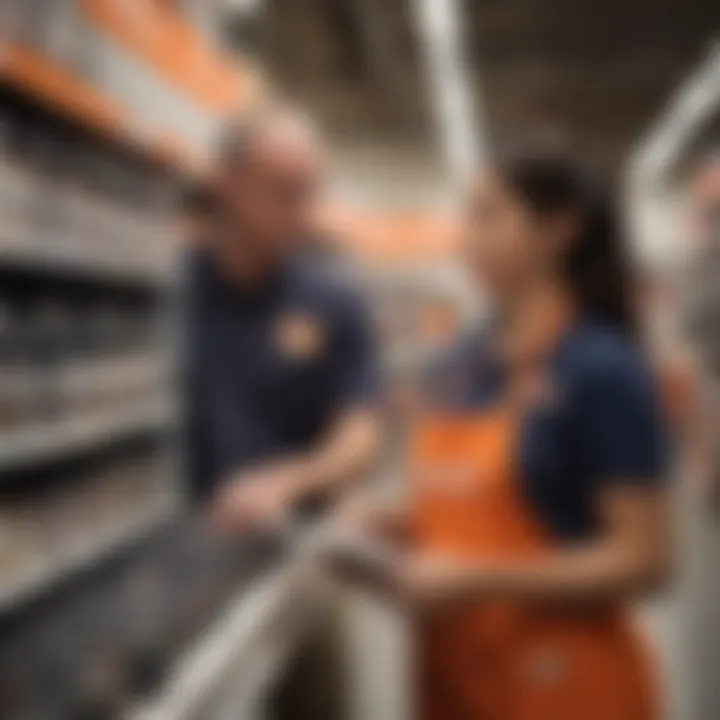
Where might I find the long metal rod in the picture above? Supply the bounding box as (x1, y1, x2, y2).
(630, 42, 720, 185)
(626, 42, 720, 265)
(411, 0, 483, 191)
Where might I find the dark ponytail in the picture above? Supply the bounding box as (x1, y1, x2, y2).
(494, 143, 636, 337)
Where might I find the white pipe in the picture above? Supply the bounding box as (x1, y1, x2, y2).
(630, 43, 720, 186)
(627, 42, 720, 266)
(412, 0, 484, 191)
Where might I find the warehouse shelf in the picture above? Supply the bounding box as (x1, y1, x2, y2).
(0, 240, 174, 289)
(0, 41, 208, 180)
(0, 399, 175, 475)
(0, 495, 177, 615)
(81, 0, 242, 114)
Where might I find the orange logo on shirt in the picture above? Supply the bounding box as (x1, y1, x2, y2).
(275, 312, 326, 360)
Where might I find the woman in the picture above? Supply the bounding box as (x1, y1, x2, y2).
(339, 144, 669, 720)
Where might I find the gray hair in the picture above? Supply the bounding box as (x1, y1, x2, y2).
(215, 101, 319, 169)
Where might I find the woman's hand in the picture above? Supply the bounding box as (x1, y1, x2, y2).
(334, 495, 388, 535)
(393, 554, 485, 613)
(333, 495, 412, 546)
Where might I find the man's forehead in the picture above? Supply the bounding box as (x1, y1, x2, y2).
(249, 123, 322, 174)
(217, 104, 324, 176)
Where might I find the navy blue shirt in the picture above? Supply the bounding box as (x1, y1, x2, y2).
(429, 319, 667, 541)
(185, 250, 377, 501)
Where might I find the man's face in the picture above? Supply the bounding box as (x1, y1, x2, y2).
(218, 122, 323, 262)
(688, 159, 720, 248)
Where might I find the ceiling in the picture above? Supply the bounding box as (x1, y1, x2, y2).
(261, 0, 720, 171)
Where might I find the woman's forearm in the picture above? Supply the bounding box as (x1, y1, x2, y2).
(453, 541, 669, 604)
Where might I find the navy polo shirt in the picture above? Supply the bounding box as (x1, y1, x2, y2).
(185, 249, 378, 501)
(429, 319, 668, 541)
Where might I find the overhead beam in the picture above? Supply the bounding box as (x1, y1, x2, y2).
(627, 43, 720, 266)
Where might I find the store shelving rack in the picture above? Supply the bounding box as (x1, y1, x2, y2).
(0, 0, 240, 618)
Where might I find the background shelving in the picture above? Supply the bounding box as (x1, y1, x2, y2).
(0, 3, 282, 719)
(0, 0, 237, 635)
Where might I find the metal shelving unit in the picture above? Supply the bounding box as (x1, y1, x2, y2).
(0, 3, 191, 628)
(0, 494, 177, 615)
(0, 240, 175, 289)
(0, 6, 253, 720)
(0, 398, 174, 475)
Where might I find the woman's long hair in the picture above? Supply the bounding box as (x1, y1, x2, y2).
(493, 143, 636, 337)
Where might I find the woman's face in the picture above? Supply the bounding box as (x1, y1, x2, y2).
(464, 170, 554, 301)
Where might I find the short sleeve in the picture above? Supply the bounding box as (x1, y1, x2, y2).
(574, 349, 667, 486)
(332, 292, 380, 406)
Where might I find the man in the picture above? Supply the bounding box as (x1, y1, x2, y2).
(183, 103, 381, 719)
(186, 103, 380, 525)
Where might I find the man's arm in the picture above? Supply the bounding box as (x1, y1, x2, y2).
(290, 408, 381, 495)
(297, 284, 382, 493)
(213, 286, 382, 529)
(212, 409, 380, 529)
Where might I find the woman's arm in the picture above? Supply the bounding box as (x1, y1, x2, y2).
(395, 483, 669, 611)
(492, 484, 669, 598)
(398, 345, 672, 612)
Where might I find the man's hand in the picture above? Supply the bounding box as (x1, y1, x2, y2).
(211, 462, 308, 532)
(211, 409, 380, 533)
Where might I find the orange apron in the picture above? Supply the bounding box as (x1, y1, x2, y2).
(410, 407, 656, 720)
